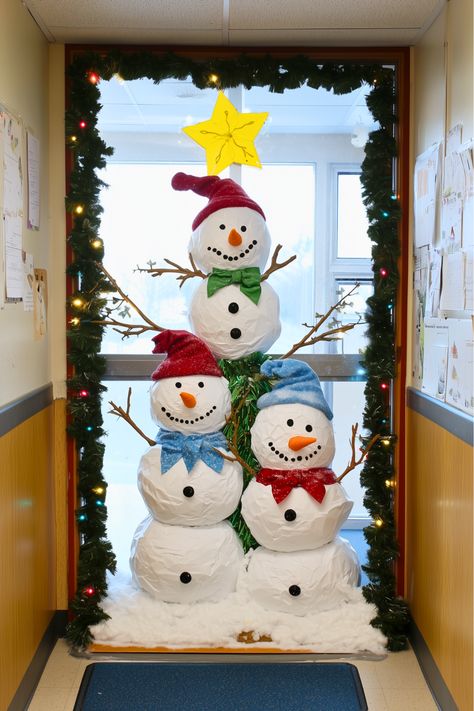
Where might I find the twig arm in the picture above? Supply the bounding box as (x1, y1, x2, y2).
(135, 253, 206, 287)
(98, 263, 164, 332)
(261, 244, 297, 282)
(108, 387, 155, 447)
(336, 423, 381, 482)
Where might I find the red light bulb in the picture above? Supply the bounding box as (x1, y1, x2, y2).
(79, 120, 87, 129)
(380, 382, 389, 391)
(88, 72, 99, 84)
(84, 586, 95, 596)
(79, 389, 89, 398)
(379, 267, 388, 278)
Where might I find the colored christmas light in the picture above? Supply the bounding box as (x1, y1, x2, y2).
(380, 382, 389, 391)
(79, 120, 87, 129)
(72, 297, 84, 308)
(79, 389, 89, 398)
(379, 268, 388, 277)
(83, 586, 95, 596)
(88, 72, 99, 84)
(374, 517, 383, 527)
(74, 205, 84, 215)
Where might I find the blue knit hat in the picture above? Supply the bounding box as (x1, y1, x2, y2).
(257, 359, 333, 420)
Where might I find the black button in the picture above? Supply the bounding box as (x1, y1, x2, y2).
(228, 302, 239, 314)
(230, 328, 241, 339)
(289, 585, 301, 597)
(183, 486, 194, 498)
(180, 572, 192, 584)
(284, 509, 297, 521)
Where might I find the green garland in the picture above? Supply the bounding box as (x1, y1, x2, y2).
(65, 49, 409, 651)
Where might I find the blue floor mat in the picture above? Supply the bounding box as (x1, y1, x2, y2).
(74, 662, 367, 711)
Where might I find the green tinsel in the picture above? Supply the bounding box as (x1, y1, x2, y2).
(65, 48, 408, 651)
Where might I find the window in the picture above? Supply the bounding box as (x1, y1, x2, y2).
(96, 77, 379, 564)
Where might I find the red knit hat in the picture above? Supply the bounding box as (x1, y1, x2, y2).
(151, 330, 223, 380)
(171, 172, 266, 231)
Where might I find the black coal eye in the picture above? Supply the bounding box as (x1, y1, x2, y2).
(305, 424, 313, 432)
(241, 225, 247, 232)
(175, 382, 182, 389)
(198, 381, 204, 388)
(287, 419, 294, 427)
(219, 224, 225, 230)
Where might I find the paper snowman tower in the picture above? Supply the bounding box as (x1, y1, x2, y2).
(130, 330, 244, 603)
(240, 359, 360, 615)
(171, 172, 281, 360)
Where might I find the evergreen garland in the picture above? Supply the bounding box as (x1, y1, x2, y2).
(65, 49, 408, 650)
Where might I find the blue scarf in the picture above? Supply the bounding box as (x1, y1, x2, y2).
(155, 430, 229, 474)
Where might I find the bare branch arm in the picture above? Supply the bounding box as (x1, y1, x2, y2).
(135, 253, 207, 287)
(336, 423, 381, 482)
(108, 387, 155, 447)
(281, 283, 361, 358)
(261, 244, 297, 282)
(98, 263, 164, 332)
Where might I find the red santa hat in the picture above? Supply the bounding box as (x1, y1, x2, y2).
(151, 330, 223, 380)
(171, 172, 266, 231)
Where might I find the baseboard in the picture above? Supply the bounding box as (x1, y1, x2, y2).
(8, 610, 67, 711)
(409, 621, 458, 711)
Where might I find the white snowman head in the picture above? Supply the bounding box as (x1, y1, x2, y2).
(150, 330, 231, 435)
(172, 172, 271, 272)
(251, 359, 335, 469)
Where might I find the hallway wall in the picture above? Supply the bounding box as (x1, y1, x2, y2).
(408, 1, 473, 709)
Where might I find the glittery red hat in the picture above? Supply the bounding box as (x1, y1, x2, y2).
(171, 172, 266, 231)
(151, 330, 223, 380)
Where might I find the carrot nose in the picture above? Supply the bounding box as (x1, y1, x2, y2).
(288, 435, 317, 451)
(228, 228, 242, 246)
(180, 392, 197, 408)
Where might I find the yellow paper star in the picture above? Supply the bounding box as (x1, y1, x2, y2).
(182, 91, 268, 176)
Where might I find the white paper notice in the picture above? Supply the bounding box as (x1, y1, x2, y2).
(27, 132, 40, 230)
(414, 143, 441, 248)
(441, 194, 463, 252)
(425, 247, 442, 319)
(439, 251, 466, 312)
(422, 318, 449, 400)
(4, 214, 23, 298)
(412, 246, 430, 386)
(2, 112, 23, 216)
(446, 318, 474, 415)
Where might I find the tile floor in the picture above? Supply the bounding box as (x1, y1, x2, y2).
(27, 639, 439, 710)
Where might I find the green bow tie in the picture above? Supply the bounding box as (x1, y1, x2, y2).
(207, 267, 262, 305)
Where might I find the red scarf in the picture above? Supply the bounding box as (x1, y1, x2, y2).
(256, 467, 337, 504)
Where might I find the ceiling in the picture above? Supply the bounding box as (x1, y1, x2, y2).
(25, 0, 445, 46)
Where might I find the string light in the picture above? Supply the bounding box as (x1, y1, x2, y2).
(390, 194, 398, 201)
(381, 438, 391, 446)
(379, 267, 388, 278)
(72, 297, 84, 308)
(83, 586, 95, 596)
(208, 73, 219, 84)
(385, 479, 396, 488)
(86, 426, 93, 432)
(91, 238, 102, 249)
(79, 389, 89, 398)
(374, 517, 383, 527)
(70, 317, 80, 326)
(381, 210, 389, 218)
(78, 513, 87, 522)
(95, 500, 104, 507)
(74, 205, 84, 215)
(88, 72, 99, 84)
(93, 486, 105, 495)
(70, 135, 77, 143)
(380, 382, 389, 391)
(79, 120, 87, 129)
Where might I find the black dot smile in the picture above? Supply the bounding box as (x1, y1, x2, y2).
(206, 240, 258, 262)
(267, 440, 322, 463)
(161, 404, 217, 425)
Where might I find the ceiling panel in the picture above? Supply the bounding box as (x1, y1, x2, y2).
(229, 0, 443, 30)
(24, 0, 446, 46)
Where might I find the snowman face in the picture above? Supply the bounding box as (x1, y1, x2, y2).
(188, 207, 271, 273)
(251, 403, 335, 469)
(150, 374, 231, 434)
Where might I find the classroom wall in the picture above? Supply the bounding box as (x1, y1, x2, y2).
(0, 4, 67, 709)
(407, 1, 473, 709)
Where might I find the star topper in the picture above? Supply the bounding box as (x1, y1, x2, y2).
(182, 91, 268, 176)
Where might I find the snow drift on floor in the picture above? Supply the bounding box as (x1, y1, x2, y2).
(90, 561, 386, 655)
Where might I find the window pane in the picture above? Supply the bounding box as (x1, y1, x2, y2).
(99, 163, 208, 354)
(242, 165, 315, 354)
(333, 281, 373, 355)
(337, 173, 371, 258)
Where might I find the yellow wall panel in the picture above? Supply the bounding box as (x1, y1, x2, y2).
(406, 408, 473, 711)
(0, 405, 56, 711)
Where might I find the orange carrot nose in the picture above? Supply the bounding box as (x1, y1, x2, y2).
(228, 228, 242, 246)
(180, 392, 197, 408)
(288, 435, 317, 451)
